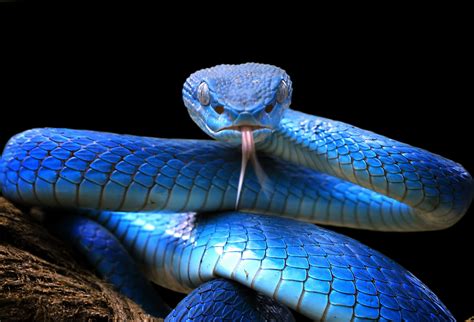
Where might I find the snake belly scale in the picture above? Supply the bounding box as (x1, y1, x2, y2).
(0, 63, 472, 321)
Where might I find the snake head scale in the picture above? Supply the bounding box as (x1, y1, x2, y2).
(182, 63, 292, 145)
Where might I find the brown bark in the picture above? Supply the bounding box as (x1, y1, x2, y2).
(0, 197, 159, 321)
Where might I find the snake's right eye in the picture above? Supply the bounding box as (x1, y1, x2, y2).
(197, 82, 210, 106)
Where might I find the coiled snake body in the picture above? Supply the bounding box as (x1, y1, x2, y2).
(1, 64, 472, 320)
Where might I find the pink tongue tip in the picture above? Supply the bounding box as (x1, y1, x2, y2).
(235, 127, 268, 209)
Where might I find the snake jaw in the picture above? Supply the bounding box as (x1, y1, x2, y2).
(214, 125, 273, 145)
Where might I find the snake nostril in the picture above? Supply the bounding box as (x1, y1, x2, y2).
(265, 104, 274, 114)
(214, 105, 225, 115)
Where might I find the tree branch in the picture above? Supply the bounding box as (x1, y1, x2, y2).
(0, 197, 159, 321)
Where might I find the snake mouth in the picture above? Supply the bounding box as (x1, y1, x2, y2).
(217, 125, 271, 132)
(212, 124, 273, 145)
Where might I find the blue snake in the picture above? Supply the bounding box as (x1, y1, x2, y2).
(0, 63, 472, 321)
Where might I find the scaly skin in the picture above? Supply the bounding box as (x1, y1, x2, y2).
(258, 109, 473, 231)
(165, 278, 295, 321)
(87, 210, 453, 320)
(0, 63, 472, 320)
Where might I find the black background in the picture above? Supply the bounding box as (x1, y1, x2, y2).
(2, 9, 472, 320)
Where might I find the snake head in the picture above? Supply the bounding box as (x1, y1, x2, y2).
(183, 63, 292, 144)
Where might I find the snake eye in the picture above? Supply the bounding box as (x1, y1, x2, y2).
(197, 82, 210, 106)
(265, 104, 274, 113)
(276, 80, 289, 104)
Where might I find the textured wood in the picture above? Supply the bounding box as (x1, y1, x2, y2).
(0, 197, 159, 321)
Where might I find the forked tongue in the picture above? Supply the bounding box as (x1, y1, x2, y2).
(235, 127, 269, 209)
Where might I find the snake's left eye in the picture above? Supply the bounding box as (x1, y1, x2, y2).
(276, 80, 289, 104)
(197, 82, 210, 106)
